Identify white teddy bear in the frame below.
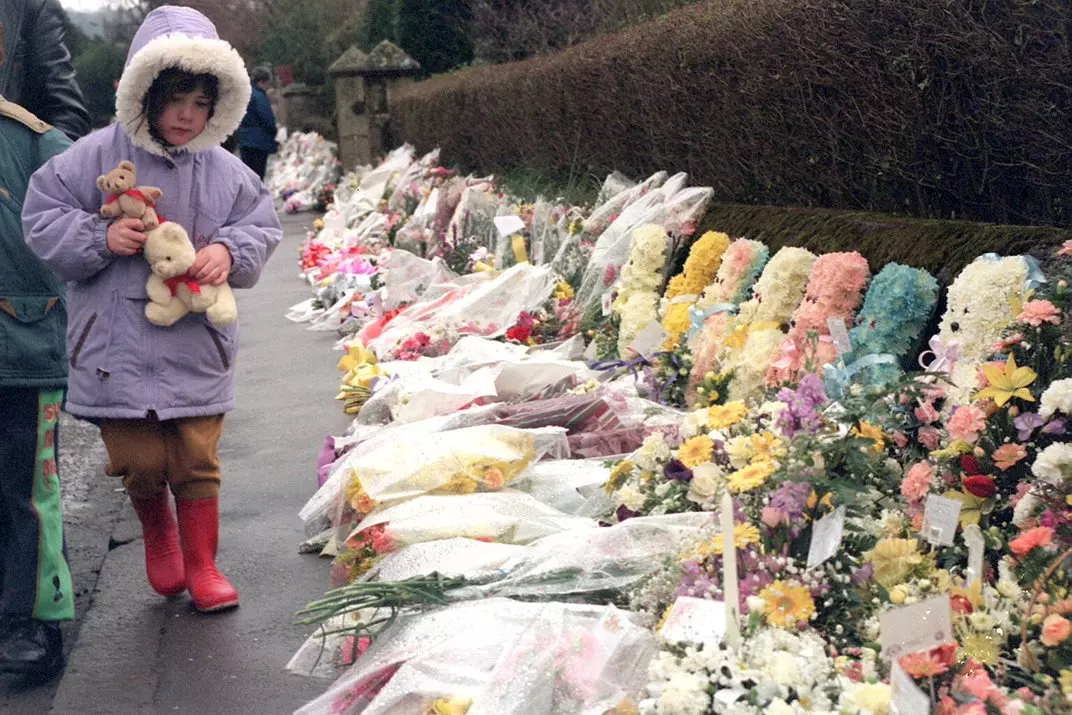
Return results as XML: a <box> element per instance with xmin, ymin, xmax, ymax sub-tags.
<box><xmin>930</xmin><ymin>255</ymin><xmax>1031</xmax><ymax>406</ymax></box>
<box><xmin>143</xmin><ymin>222</ymin><xmax>238</xmax><ymax>328</ymax></box>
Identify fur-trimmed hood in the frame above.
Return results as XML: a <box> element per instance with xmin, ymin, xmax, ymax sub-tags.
<box><xmin>116</xmin><ymin>6</ymin><xmax>250</xmax><ymax>157</ymax></box>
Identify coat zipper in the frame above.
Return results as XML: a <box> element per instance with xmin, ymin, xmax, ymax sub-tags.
<box><xmin>69</xmin><ymin>313</ymin><xmax>97</xmax><ymax>368</ymax></box>
<box><xmin>206</xmin><ymin>325</ymin><xmax>230</xmax><ymax>370</ymax></box>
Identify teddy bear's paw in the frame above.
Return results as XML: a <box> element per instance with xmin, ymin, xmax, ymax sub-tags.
<box><xmin>146</xmin><ymin>301</ymin><xmax>185</xmax><ymax>327</ymax></box>
<box><xmin>206</xmin><ymin>303</ymin><xmax>237</xmax><ymax>328</ymax></box>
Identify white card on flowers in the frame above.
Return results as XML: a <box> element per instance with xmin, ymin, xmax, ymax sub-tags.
<box><xmin>826</xmin><ymin>317</ymin><xmax>853</xmax><ymax>356</ymax></box>
<box><xmin>806</xmin><ymin>505</ymin><xmax>845</xmax><ymax>569</ymax></box>
<box><xmin>493</xmin><ymin>215</ymin><xmax>526</xmax><ymax>238</ymax></box>
<box><xmin>921</xmin><ymin>493</ymin><xmax>962</xmax><ymax>546</ymax></box>
<box><xmin>880</xmin><ymin>595</ymin><xmax>954</xmax><ymax>660</ymax></box>
<box><xmin>891</xmin><ymin>662</ymin><xmax>931</xmax><ymax>715</ymax></box>
<box><xmin>629</xmin><ymin>321</ymin><xmax>669</xmax><ymax>358</ymax></box>
<box><xmin>658</xmin><ymin>596</ymin><xmax>727</xmax><ymax>645</ymax></box>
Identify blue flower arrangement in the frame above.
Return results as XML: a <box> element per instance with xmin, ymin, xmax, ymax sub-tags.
<box><xmin>844</xmin><ymin>263</ymin><xmax>939</xmax><ymax>389</ymax></box>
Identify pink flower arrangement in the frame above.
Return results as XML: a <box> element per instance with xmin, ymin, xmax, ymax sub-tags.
<box><xmin>1017</xmin><ymin>299</ymin><xmax>1061</xmax><ymax>327</ymax></box>
<box><xmin>901</xmin><ymin>461</ymin><xmax>935</xmax><ymax>502</ymax></box>
<box><xmin>947</xmin><ymin>405</ymin><xmax>988</xmax><ymax>443</ymax></box>
<box><xmin>767</xmin><ymin>252</ymin><xmax>871</xmax><ymax>385</ymax></box>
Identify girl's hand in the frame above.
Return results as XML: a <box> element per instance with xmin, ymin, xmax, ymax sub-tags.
<box><xmin>191</xmin><ymin>243</ymin><xmax>233</xmax><ymax>286</ymax></box>
<box><xmin>106</xmin><ymin>217</ymin><xmax>147</xmax><ymax>255</ymax></box>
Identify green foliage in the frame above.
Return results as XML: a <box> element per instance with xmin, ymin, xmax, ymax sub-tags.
<box><xmin>73</xmin><ymin>41</ymin><xmax>127</xmax><ymax>127</ymax></box>
<box><xmin>397</xmin><ymin>0</ymin><xmax>474</xmax><ymax>75</ymax></box>
<box><xmin>360</xmin><ymin>0</ymin><xmax>400</xmax><ymax>50</ymax></box>
<box><xmin>258</xmin><ymin>3</ymin><xmax>331</xmax><ymax>85</ymax></box>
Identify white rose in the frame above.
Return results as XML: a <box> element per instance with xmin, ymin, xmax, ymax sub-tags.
<box><xmin>997</xmin><ymin>579</ymin><xmax>1021</xmax><ymax>600</ymax></box>
<box><xmin>687</xmin><ymin>462</ymin><xmax>722</xmax><ymax>504</ymax></box>
<box><xmin>767</xmin><ymin>651</ymin><xmax>800</xmax><ymax>687</ymax></box>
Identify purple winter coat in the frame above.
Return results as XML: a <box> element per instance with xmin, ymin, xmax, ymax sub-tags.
<box><xmin>22</xmin><ymin>6</ymin><xmax>280</xmax><ymax>420</ymax></box>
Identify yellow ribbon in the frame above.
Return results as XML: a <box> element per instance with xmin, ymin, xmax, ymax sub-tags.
<box><xmin>724</xmin><ymin>321</ymin><xmax>782</xmax><ymax>351</ymax></box>
<box><xmin>512</xmin><ymin>234</ymin><xmax>529</xmax><ymax>264</ymax></box>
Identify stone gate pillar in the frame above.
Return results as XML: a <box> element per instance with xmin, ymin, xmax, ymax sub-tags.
<box><xmin>330</xmin><ymin>40</ymin><xmax>421</xmax><ymax>169</ymax></box>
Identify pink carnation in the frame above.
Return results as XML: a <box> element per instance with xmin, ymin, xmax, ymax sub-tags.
<box><xmin>901</xmin><ymin>461</ymin><xmax>935</xmax><ymax>502</ymax></box>
<box><xmin>915</xmin><ymin>401</ymin><xmax>940</xmax><ymax>424</ymax></box>
<box><xmin>947</xmin><ymin>405</ymin><xmax>988</xmax><ymax>443</ymax></box>
<box><xmin>1017</xmin><ymin>299</ymin><xmax>1061</xmax><ymax>327</ymax></box>
<box><xmin>1009</xmin><ymin>526</ymin><xmax>1054</xmax><ymax>556</ymax></box>
<box><xmin>918</xmin><ymin>426</ymin><xmax>942</xmax><ymax>450</ymax></box>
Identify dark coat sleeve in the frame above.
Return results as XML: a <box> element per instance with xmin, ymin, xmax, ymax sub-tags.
<box><xmin>254</xmin><ymin>90</ymin><xmax>277</xmax><ymax>146</ymax></box>
<box><xmin>24</xmin><ymin>0</ymin><xmax>91</xmax><ymax>140</ymax></box>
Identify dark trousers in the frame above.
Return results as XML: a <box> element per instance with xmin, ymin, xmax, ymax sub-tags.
<box><xmin>240</xmin><ymin>147</ymin><xmax>269</xmax><ymax>180</ymax></box>
<box><xmin>0</xmin><ymin>388</ymin><xmax>74</xmax><ymax>621</ymax></box>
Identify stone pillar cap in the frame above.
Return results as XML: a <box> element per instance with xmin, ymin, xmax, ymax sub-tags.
<box><xmin>330</xmin><ymin>41</ymin><xmax>422</xmax><ymax>78</ymax></box>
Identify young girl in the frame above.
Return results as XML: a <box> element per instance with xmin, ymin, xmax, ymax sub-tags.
<box><xmin>22</xmin><ymin>6</ymin><xmax>281</xmax><ymax>613</ymax></box>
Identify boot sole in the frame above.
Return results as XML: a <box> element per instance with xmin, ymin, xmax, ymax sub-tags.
<box><xmin>194</xmin><ymin>599</ymin><xmax>239</xmax><ymax>614</ymax></box>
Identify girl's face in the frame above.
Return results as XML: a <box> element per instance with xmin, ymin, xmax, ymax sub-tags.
<box><xmin>156</xmin><ymin>87</ymin><xmax>212</xmax><ymax>147</ymax></box>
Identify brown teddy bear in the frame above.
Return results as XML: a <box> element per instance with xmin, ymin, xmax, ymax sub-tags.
<box><xmin>97</xmin><ymin>160</ymin><xmax>163</xmax><ymax>230</ymax></box>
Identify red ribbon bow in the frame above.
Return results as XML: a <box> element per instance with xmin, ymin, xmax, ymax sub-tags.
<box><xmin>163</xmin><ymin>273</ymin><xmax>202</xmax><ymax>297</ymax></box>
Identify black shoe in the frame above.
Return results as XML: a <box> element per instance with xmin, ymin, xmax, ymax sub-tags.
<box><xmin>0</xmin><ymin>618</ymin><xmax>64</xmax><ymax>680</ymax></box>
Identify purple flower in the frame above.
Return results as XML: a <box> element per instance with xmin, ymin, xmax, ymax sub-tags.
<box><xmin>851</xmin><ymin>563</ymin><xmax>874</xmax><ymax>585</ymax></box>
<box><xmin>1042</xmin><ymin>418</ymin><xmax>1067</xmax><ymax>436</ymax></box>
<box><xmin>1014</xmin><ymin>412</ymin><xmax>1045</xmax><ymax>441</ymax></box>
<box><xmin>664</xmin><ymin>459</ymin><xmax>693</xmax><ymax>483</ymax></box>
<box><xmin>776</xmin><ymin>373</ymin><xmax>829</xmax><ymax>438</ymax></box>
<box><xmin>616</xmin><ymin>504</ymin><xmax>639</xmax><ymax>523</ymax></box>
<box><xmin>768</xmin><ymin>481</ymin><xmax>813</xmax><ymax>520</ymax></box>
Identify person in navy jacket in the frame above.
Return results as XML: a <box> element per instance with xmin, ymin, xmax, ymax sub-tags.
<box><xmin>237</xmin><ymin>66</ymin><xmax>277</xmax><ymax>179</ymax></box>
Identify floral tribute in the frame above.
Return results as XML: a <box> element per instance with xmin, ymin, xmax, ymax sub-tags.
<box><xmin>717</xmin><ymin>247</ymin><xmax>817</xmax><ymax>403</ymax></box>
<box><xmin>685</xmin><ymin>238</ymin><xmax>769</xmax><ymax>406</ymax></box>
<box><xmin>659</xmin><ymin>231</ymin><xmax>732</xmax><ymax>349</ymax></box>
<box><xmin>766</xmin><ymin>251</ymin><xmax>871</xmax><ymax>387</ymax></box>
<box><xmin>613</xmin><ymin>224</ymin><xmax>673</xmax><ymax>358</ymax></box>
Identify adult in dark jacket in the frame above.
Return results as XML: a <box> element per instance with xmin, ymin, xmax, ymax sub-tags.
<box><xmin>0</xmin><ymin>98</ymin><xmax>73</xmax><ymax>680</ymax></box>
<box><xmin>0</xmin><ymin>0</ymin><xmax>90</xmax><ymax>140</ymax></box>
<box><xmin>238</xmin><ymin>65</ymin><xmax>276</xmax><ymax>179</ymax></box>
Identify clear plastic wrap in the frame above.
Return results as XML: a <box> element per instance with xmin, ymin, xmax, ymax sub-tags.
<box><xmin>380</xmin><ymin>250</ymin><xmax>458</xmax><ymax>310</ymax></box>
<box><xmin>509</xmin><ymin>458</ymin><xmax>612</xmax><ymax>515</ymax></box>
<box><xmin>365</xmin><ymin>263</ymin><xmax>557</xmax><ymax>359</ymax></box>
<box><xmin>581</xmin><ymin>170</ymin><xmax>667</xmax><ymax>239</ymax></box>
<box><xmin>475</xmin><ymin>512</ymin><xmax>713</xmax><ymax>598</ymax></box>
<box><xmin>596</xmin><ymin>170</ymin><xmax>637</xmax><ymax>207</ymax></box>
<box><xmin>340</xmin><ymin>145</ymin><xmax>415</xmax><ymax>227</ymax></box>
<box><xmin>294</xmin><ymin>599</ymin><xmax>655</xmax><ymax>715</ymax></box>
<box><xmin>364</xmin><ymin>538</ymin><xmax>524</xmax><ymax>583</ymax></box>
<box><xmin>392</xmin><ymin>187</ymin><xmax>440</xmax><ymax>257</ymax></box>
<box><xmin>345</xmin><ymin>425</ymin><xmax>570</xmax><ymax>506</ymax></box>
<box><xmin>351</xmin><ymin>491</ymin><xmax>597</xmax><ymax>547</ymax></box>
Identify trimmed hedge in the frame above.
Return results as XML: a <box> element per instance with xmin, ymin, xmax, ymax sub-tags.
<box><xmin>392</xmin><ymin>0</ymin><xmax>1072</xmax><ymax>228</ymax></box>
<box><xmin>699</xmin><ymin>204</ymin><xmax>1072</xmax><ymax>287</ymax></box>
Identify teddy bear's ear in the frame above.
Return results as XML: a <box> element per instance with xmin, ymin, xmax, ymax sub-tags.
<box><xmin>119</xmin><ymin>160</ymin><xmax>136</xmax><ymax>173</ymax></box>
<box><xmin>96</xmin><ymin>176</ymin><xmax>108</xmax><ymax>191</ymax></box>
<box><xmin>142</xmin><ymin>186</ymin><xmax>163</xmax><ymax>202</ymax></box>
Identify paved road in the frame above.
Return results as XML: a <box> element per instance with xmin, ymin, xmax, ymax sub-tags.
<box><xmin>3</xmin><ymin>212</ymin><xmax>351</xmax><ymax>714</ymax></box>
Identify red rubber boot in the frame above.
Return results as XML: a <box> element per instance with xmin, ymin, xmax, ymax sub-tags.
<box><xmin>129</xmin><ymin>492</ymin><xmax>186</xmax><ymax>597</ymax></box>
<box><xmin>175</xmin><ymin>497</ymin><xmax>239</xmax><ymax>613</ymax></box>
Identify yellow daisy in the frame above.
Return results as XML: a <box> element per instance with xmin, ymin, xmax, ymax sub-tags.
<box><xmin>727</xmin><ymin>459</ymin><xmax>774</xmax><ymax>493</ymax></box>
<box><xmin>688</xmin><ymin>522</ymin><xmax>762</xmax><ymax>559</ymax></box>
<box><xmin>758</xmin><ymin>580</ymin><xmax>816</xmax><ymax>629</ymax></box>
<box><xmin>974</xmin><ymin>354</ymin><xmax>1037</xmax><ymax>407</ymax></box>
<box><xmin>853</xmin><ymin>420</ymin><xmax>886</xmax><ymax>452</ymax></box>
<box><xmin>604</xmin><ymin>459</ymin><xmax>635</xmax><ymax>494</ymax></box>
<box><xmin>678</xmin><ymin>435</ymin><xmax>715</xmax><ymax>469</ymax></box>
<box><xmin>707</xmin><ymin>401</ymin><xmax>749</xmax><ymax>429</ymax></box>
